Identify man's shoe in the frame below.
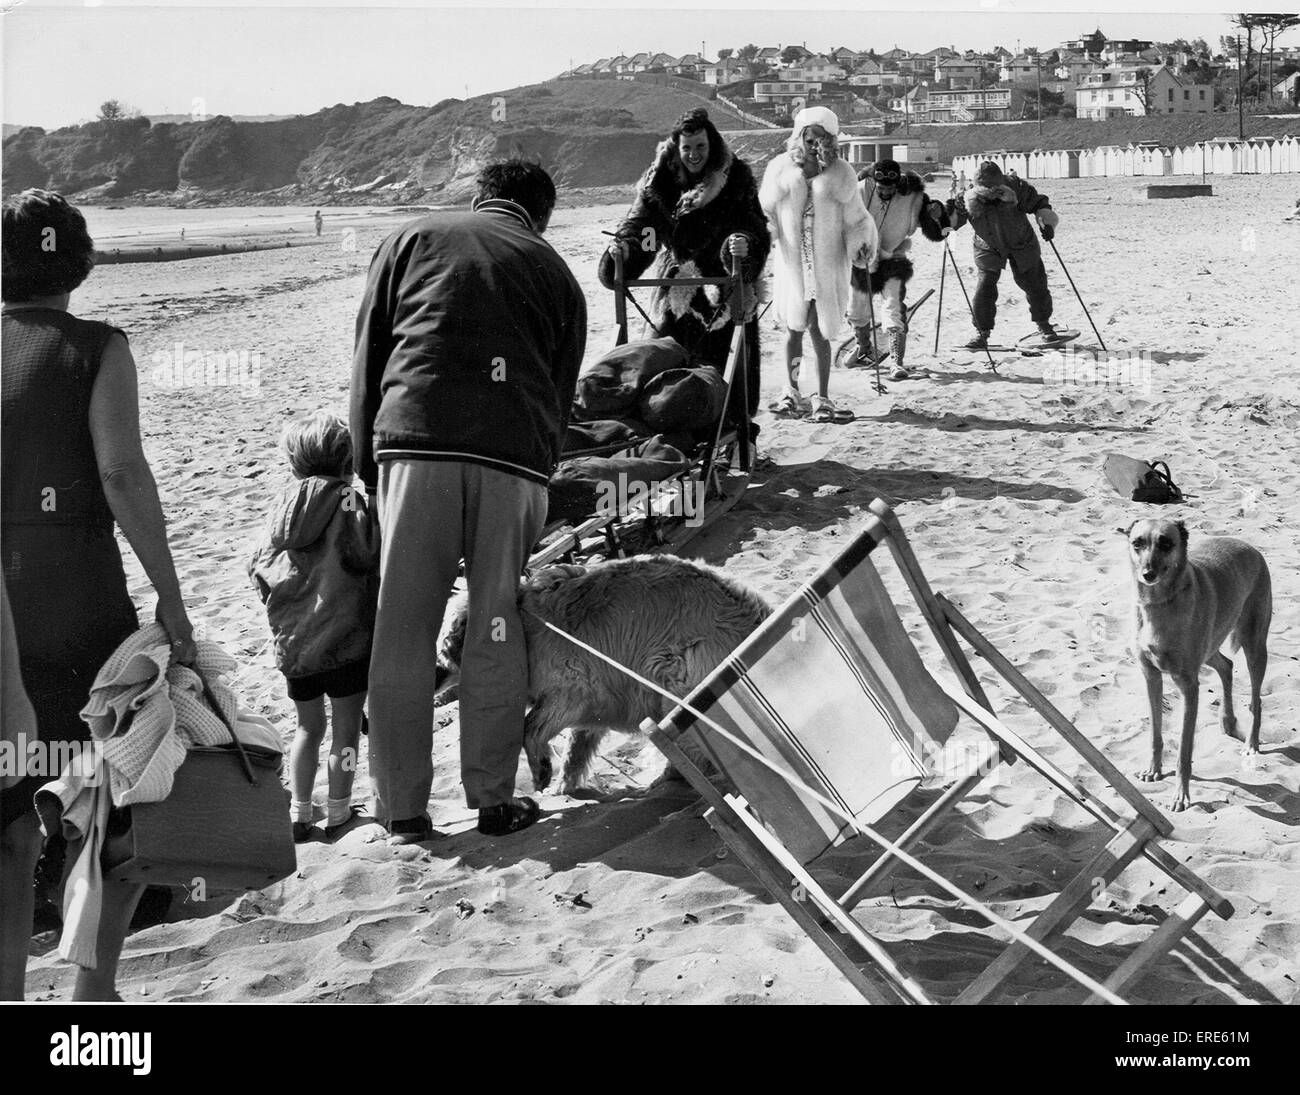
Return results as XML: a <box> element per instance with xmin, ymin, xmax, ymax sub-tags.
<box><xmin>387</xmin><ymin>815</ymin><xmax>435</xmax><ymax>846</ymax></box>
<box><xmin>963</xmin><ymin>332</ymin><xmax>990</xmax><ymax>351</ymax></box>
<box><xmin>292</xmin><ymin>821</ymin><xmax>315</xmax><ymax>843</ymax></box>
<box><xmin>477</xmin><ymin>797</ymin><xmax>540</xmax><ymax>837</ymax></box>
<box><xmin>1036</xmin><ymin>322</ymin><xmax>1062</xmax><ymax>343</ymax></box>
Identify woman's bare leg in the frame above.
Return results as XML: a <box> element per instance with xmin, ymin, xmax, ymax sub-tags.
<box><xmin>72</xmin><ymin>879</ymin><xmax>145</xmax><ymax>1001</ymax></box>
<box><xmin>0</xmin><ymin>812</ymin><xmax>43</xmax><ymax>999</ymax></box>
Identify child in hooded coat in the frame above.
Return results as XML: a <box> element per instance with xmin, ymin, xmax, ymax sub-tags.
<box><xmin>249</xmin><ymin>412</ymin><xmax>379</xmax><ymax>841</ymax></box>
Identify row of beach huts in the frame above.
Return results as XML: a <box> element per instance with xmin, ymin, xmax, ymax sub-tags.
<box><xmin>951</xmin><ymin>136</ymin><xmax>1300</xmax><ymax>179</ymax></box>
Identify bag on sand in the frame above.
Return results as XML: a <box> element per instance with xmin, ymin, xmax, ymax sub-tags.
<box><xmin>1103</xmin><ymin>454</ymin><xmax>1183</xmax><ymax>504</ymax></box>
<box><xmin>103</xmin><ymin>675</ymin><xmax>295</xmax><ymax>892</ymax></box>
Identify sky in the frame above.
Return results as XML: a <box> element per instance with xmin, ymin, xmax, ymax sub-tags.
<box><xmin>2</xmin><ymin>1</ymin><xmax>1295</xmax><ymax>129</ymax></box>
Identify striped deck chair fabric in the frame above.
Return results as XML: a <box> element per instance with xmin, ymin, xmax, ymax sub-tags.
<box><xmin>664</xmin><ymin>528</ymin><xmax>962</xmax><ymax>863</ymax></box>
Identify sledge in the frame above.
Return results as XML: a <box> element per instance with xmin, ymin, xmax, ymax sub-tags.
<box><xmin>528</xmin><ymin>249</ymin><xmax>754</xmax><ymax>570</ymax></box>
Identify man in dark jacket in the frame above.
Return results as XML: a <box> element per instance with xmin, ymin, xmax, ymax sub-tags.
<box><xmin>947</xmin><ymin>161</ymin><xmax>1062</xmax><ymax>349</ymax></box>
<box><xmin>351</xmin><ymin>160</ymin><xmax>587</xmax><ymax>843</ymax></box>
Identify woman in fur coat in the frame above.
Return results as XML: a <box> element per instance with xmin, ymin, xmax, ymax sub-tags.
<box><xmin>760</xmin><ymin>107</ymin><xmax>877</xmax><ymax>423</ymax></box>
<box><xmin>598</xmin><ymin>108</ymin><xmax>769</xmax><ymax>419</ymax></box>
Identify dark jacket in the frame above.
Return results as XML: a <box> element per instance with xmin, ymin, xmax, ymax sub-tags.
<box><xmin>948</xmin><ymin>176</ymin><xmax>1052</xmax><ymax>269</ymax></box>
<box><xmin>248</xmin><ymin>476</ymin><xmax>379</xmax><ymax>679</ymax></box>
<box><xmin>351</xmin><ymin>201</ymin><xmax>587</xmax><ymax>489</ymax></box>
<box><xmin>597</xmin><ymin>139</ymin><xmax>769</xmax><ymax>369</ymax></box>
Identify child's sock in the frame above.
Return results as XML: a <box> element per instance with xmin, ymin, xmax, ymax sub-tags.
<box><xmin>291</xmin><ymin>799</ymin><xmax>313</xmax><ymax>825</ymax></box>
<box><xmin>326</xmin><ymin>797</ymin><xmax>353</xmax><ymax>827</ymax></box>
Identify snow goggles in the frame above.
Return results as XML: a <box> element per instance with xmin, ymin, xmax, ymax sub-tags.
<box><xmin>872</xmin><ymin>168</ymin><xmax>901</xmax><ymax>183</ymax></box>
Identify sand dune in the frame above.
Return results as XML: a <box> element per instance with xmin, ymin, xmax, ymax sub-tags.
<box><xmin>23</xmin><ymin>174</ymin><xmax>1300</xmax><ymax>1004</ymax></box>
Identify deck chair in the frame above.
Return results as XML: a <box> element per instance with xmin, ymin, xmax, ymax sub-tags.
<box><xmin>529</xmin><ymin>250</ymin><xmax>754</xmax><ymax>569</ymax></box>
<box><xmin>623</xmin><ymin>499</ymin><xmax>1235</xmax><ymax>1005</ymax></box>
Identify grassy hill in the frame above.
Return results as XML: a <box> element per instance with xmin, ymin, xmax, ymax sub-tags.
<box><xmin>1</xmin><ymin>78</ymin><xmax>753</xmax><ymax>203</ymax></box>
<box><xmin>5</xmin><ymin>76</ymin><xmax>1295</xmax><ymax>205</ymax></box>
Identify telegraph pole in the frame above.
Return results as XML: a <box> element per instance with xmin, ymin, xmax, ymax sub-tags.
<box><xmin>1236</xmin><ymin>34</ymin><xmax>1245</xmax><ymax>140</ymax></box>
<box><xmin>1036</xmin><ymin>54</ymin><xmax>1043</xmax><ymax>136</ymax></box>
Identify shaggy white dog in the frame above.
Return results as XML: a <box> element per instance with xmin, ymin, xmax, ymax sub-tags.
<box><xmin>438</xmin><ymin>554</ymin><xmax>770</xmax><ymax>793</ymax></box>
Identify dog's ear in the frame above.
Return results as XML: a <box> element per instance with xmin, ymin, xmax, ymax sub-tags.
<box><xmin>1175</xmin><ymin>520</ymin><xmax>1188</xmax><ymax>546</ymax></box>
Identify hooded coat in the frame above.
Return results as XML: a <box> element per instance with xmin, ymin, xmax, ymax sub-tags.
<box><xmin>949</xmin><ymin>176</ymin><xmax>1052</xmax><ymax>271</ymax></box>
<box><xmin>248</xmin><ymin>476</ymin><xmax>380</xmax><ymax>680</ymax></box>
<box><xmin>760</xmin><ymin>153</ymin><xmax>877</xmax><ymax>336</ymax></box>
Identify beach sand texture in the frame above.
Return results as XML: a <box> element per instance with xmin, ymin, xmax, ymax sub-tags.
<box><xmin>24</xmin><ymin>175</ymin><xmax>1300</xmax><ymax>1004</ymax></box>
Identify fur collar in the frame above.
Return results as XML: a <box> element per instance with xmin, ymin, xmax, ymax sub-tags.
<box><xmin>643</xmin><ymin>138</ymin><xmax>735</xmax><ymax>217</ymax></box>
<box><xmin>763</xmin><ymin>152</ymin><xmax>858</xmax><ymax>203</ymax></box>
<box><xmin>965</xmin><ymin>183</ymin><xmax>1018</xmax><ymax>217</ymax></box>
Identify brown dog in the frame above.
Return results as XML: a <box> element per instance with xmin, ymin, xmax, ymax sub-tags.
<box><xmin>1124</xmin><ymin>518</ymin><xmax>1272</xmax><ymax>811</ymax></box>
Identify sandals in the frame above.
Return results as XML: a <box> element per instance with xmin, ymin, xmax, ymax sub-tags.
<box><xmin>768</xmin><ymin>389</ymin><xmax>810</xmax><ymax>418</ymax></box>
<box><xmin>809</xmin><ymin>396</ymin><xmax>855</xmax><ymax>424</ymax></box>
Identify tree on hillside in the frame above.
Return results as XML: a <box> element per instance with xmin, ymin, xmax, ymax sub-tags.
<box><xmin>738</xmin><ymin>43</ymin><xmax>759</xmax><ymax>62</ymax></box>
<box><xmin>1255</xmin><ymin>14</ymin><xmax>1300</xmax><ymax>98</ymax></box>
<box><xmin>716</xmin><ymin>47</ymin><xmax>733</xmax><ymax>60</ymax></box>
<box><xmin>1130</xmin><ymin>67</ymin><xmax>1155</xmax><ymax>115</ymax></box>
<box><xmin>780</xmin><ymin>45</ymin><xmax>804</xmax><ymax>65</ymax></box>
<box><xmin>97</xmin><ymin>99</ymin><xmax>140</xmax><ymax>123</ymax></box>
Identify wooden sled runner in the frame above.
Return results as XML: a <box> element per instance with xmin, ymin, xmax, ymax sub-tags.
<box><xmin>619</xmin><ymin>500</ymin><xmax>1234</xmax><ymax>1004</ymax></box>
<box><xmin>529</xmin><ymin>250</ymin><xmax>754</xmax><ymax>569</ymax></box>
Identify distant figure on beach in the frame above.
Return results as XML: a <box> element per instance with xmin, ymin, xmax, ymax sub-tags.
<box><xmin>947</xmin><ymin>161</ymin><xmax>1062</xmax><ymax>349</ymax></box>
<box><xmin>351</xmin><ymin>160</ymin><xmax>586</xmax><ymax>845</ymax></box>
<box><xmin>179</xmin><ymin>227</ymin><xmax>185</xmax><ymax>241</ymax></box>
<box><xmin>248</xmin><ymin>412</ymin><xmax>378</xmax><ymax>844</ymax></box>
<box><xmin>848</xmin><ymin>158</ymin><xmax>951</xmax><ymax>380</ymax></box>
<box><xmin>598</xmin><ymin>107</ymin><xmax>769</xmax><ymax>419</ymax></box>
<box><xmin>1</xmin><ymin>189</ymin><xmax>196</xmax><ymax>1000</ymax></box>
<box><xmin>761</xmin><ymin>106</ymin><xmax>876</xmax><ymax>424</ymax></box>
<box><xmin>314</xmin><ymin>210</ymin><xmax>323</xmax><ymax>236</ymax></box>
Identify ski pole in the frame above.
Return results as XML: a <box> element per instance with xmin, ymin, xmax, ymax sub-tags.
<box><xmin>933</xmin><ymin>243</ymin><xmax>947</xmax><ymax>355</ymax></box>
<box><xmin>945</xmin><ymin>246</ymin><xmax>998</xmax><ymax>372</ymax></box>
<box><xmin>860</xmin><ymin>265</ymin><xmax>885</xmax><ymax>394</ymax></box>
<box><xmin>1047</xmin><ymin>237</ymin><xmax>1106</xmax><ymax>352</ymax></box>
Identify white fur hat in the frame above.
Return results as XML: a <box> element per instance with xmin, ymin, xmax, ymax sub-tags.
<box><xmin>792</xmin><ymin>105</ymin><xmax>840</xmax><ymax>136</ymax></box>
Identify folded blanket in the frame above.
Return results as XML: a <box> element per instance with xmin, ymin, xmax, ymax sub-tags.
<box><xmin>37</xmin><ymin>624</ymin><xmax>279</xmax><ymax>969</ymax></box>
<box><xmin>547</xmin><ymin>436</ymin><xmax>693</xmax><ymax>524</ymax></box>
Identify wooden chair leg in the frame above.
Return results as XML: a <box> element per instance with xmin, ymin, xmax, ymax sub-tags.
<box><xmin>1085</xmin><ymin>893</ymin><xmax>1210</xmax><ymax>1004</ymax></box>
<box><xmin>723</xmin><ymin>796</ymin><xmax>934</xmax><ymax>1005</ymax></box>
<box><xmin>840</xmin><ymin>761</ymin><xmax>993</xmax><ymax>913</ymax></box>
<box><xmin>703</xmin><ymin>808</ymin><xmax>906</xmax><ymax>1005</ymax></box>
<box><xmin>955</xmin><ymin>816</ymin><xmax>1157</xmax><ymax>1005</ymax></box>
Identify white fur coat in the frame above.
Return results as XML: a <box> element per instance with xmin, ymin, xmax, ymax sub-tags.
<box><xmin>759</xmin><ymin>154</ymin><xmax>878</xmax><ymax>335</ymax></box>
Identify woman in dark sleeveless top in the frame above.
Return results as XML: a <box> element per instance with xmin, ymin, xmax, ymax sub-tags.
<box><xmin>1</xmin><ymin>189</ymin><xmax>196</xmax><ymax>1000</ymax></box>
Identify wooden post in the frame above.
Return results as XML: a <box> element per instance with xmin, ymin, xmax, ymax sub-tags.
<box><xmin>612</xmin><ymin>244</ymin><xmax>628</xmax><ymax>342</ymax></box>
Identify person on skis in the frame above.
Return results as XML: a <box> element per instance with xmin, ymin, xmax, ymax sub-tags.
<box><xmin>946</xmin><ymin>160</ymin><xmax>1062</xmax><ymax>350</ymax></box>
<box><xmin>847</xmin><ymin>158</ymin><xmax>950</xmax><ymax>380</ymax></box>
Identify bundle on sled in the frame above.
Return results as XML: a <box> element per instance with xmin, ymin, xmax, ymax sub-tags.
<box><xmin>532</xmin><ymin>252</ymin><xmax>755</xmax><ymax>569</ymax></box>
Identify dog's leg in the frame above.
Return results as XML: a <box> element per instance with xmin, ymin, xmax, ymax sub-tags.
<box><xmin>1171</xmin><ymin>671</ymin><xmax>1199</xmax><ymax>812</ymax></box>
<box><xmin>560</xmin><ymin>726</ymin><xmax>608</xmax><ymax>794</ymax></box>
<box><xmin>1244</xmin><ymin>636</ymin><xmax>1266</xmax><ymax>755</ymax></box>
<box><xmin>1207</xmin><ymin>650</ymin><xmax>1241</xmax><ymax>742</ymax></box>
<box><xmin>1136</xmin><ymin>655</ymin><xmax>1165</xmax><ymax>783</ymax></box>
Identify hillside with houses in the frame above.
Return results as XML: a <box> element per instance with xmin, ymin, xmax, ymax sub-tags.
<box><xmin>560</xmin><ymin>28</ymin><xmax>1300</xmax><ymax>129</ymax></box>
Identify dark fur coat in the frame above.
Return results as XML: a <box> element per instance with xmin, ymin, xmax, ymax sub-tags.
<box><xmin>598</xmin><ymin>138</ymin><xmax>770</xmax><ymax>401</ymax></box>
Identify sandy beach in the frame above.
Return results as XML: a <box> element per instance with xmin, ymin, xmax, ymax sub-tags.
<box><xmin>22</xmin><ymin>174</ymin><xmax>1300</xmax><ymax>1005</ymax></box>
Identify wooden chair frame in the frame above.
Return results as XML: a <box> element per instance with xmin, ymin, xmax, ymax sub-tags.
<box><xmin>637</xmin><ymin>499</ymin><xmax>1233</xmax><ymax>1005</ymax></box>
